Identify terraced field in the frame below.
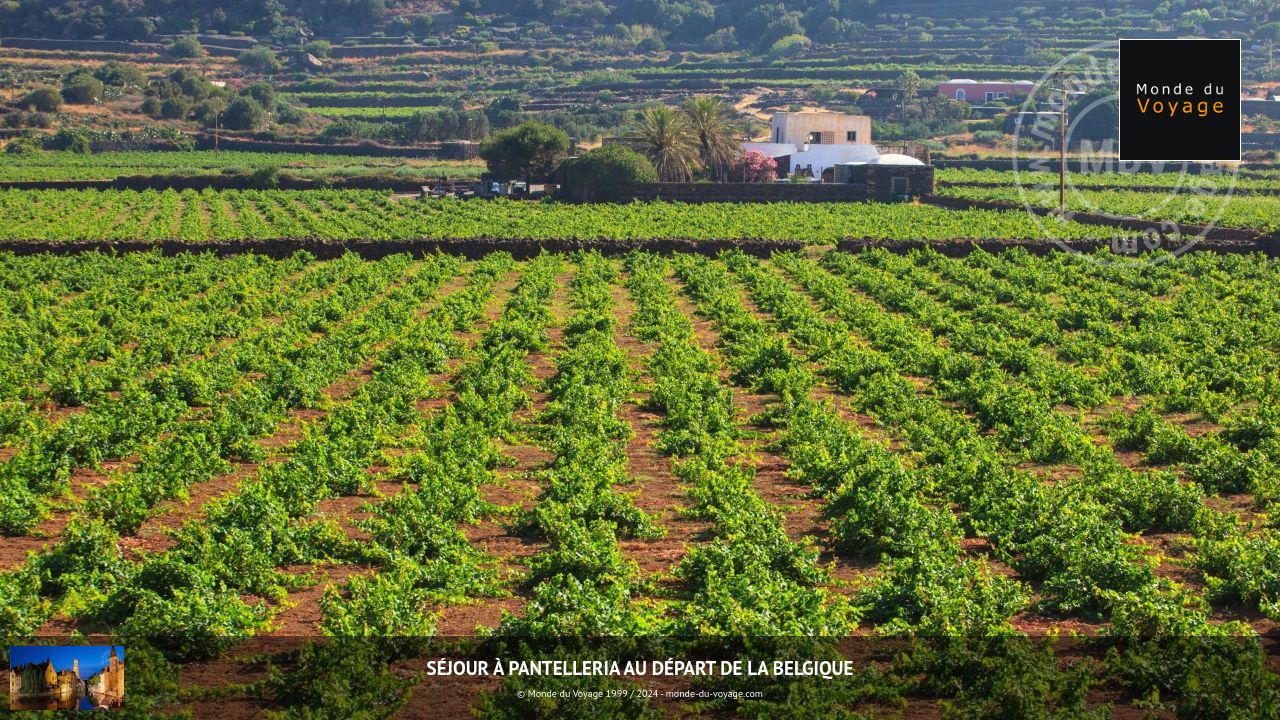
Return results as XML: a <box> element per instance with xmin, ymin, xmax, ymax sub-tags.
<box><xmin>3</xmin><ymin>247</ymin><xmax>1280</xmax><ymax>717</ymax></box>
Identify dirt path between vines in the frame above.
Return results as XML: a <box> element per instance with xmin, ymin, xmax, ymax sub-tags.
<box><xmin>611</xmin><ymin>274</ymin><xmax>712</xmax><ymax>599</ymax></box>
<box><xmin>430</xmin><ymin>269</ymin><xmax>573</xmax><ymax>637</ymax></box>
<box><xmin>686</xmin><ymin>273</ymin><xmax>873</xmax><ymax>592</ymax></box>
<box><xmin>258</xmin><ymin>270</ymin><xmax>514</xmax><ymax>642</ymax></box>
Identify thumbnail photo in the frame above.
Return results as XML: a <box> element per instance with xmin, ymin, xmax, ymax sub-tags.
<box><xmin>8</xmin><ymin>645</ymin><xmax>124</xmax><ymax>711</ymax></box>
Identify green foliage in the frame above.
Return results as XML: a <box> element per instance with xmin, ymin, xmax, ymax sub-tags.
<box><xmin>21</xmin><ymin>86</ymin><xmax>62</xmax><ymax>112</ymax></box>
<box><xmin>561</xmin><ymin>145</ymin><xmax>656</xmax><ymax>202</ymax></box>
<box><xmin>319</xmin><ymin>565</ymin><xmax>437</xmax><ymax>641</ymax></box>
<box><xmin>768</xmin><ymin>33</ymin><xmax>811</xmax><ymax>59</ymax></box>
<box><xmin>46</xmin><ymin>127</ymin><xmax>93</xmax><ymax>154</ymax></box>
<box><xmin>111</xmin><ymin>557</ymin><xmax>272</xmax><ymax>661</ymax></box>
<box><xmin>3</xmin><ymin>240</ymin><xmax>1280</xmax><ymax>716</ymax></box>
<box><xmin>94</xmin><ymin>61</ymin><xmax>147</xmax><ymax>87</ymax></box>
<box><xmin>238</xmin><ymin>46</ymin><xmax>283</xmax><ymax>72</ymax></box>
<box><xmin>1197</xmin><ymin>530</ymin><xmax>1280</xmax><ymax>619</ymax></box>
<box><xmin>263</xmin><ymin>641</ymin><xmax>416</xmax><ymax>720</ymax></box>
<box><xmin>223</xmin><ymin>97</ymin><xmax>268</xmax><ymax>131</ymax></box>
<box><xmin>61</xmin><ymin>74</ymin><xmax>104</xmax><ymax>104</ymax></box>
<box><xmin>167</xmin><ymin>36</ymin><xmax>205</xmax><ymax>58</ymax></box>
<box><xmin>479</xmin><ymin>120</ymin><xmax>570</xmax><ymax>182</ymax></box>
<box><xmin>159</xmin><ymin>96</ymin><xmax>192</xmax><ymax>119</ymax></box>
<box><xmin>303</xmin><ymin>40</ymin><xmax>333</xmax><ymax>57</ymax></box>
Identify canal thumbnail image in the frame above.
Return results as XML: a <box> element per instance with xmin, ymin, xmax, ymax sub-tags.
<box><xmin>9</xmin><ymin>645</ymin><xmax>124</xmax><ymax>711</ymax></box>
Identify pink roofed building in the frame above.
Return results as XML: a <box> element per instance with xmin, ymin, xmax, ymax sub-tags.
<box><xmin>937</xmin><ymin>79</ymin><xmax>1036</xmax><ymax>103</ymax></box>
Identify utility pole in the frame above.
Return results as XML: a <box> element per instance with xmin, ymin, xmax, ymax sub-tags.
<box><xmin>1060</xmin><ymin>89</ymin><xmax>1066</xmax><ymax>214</ymax></box>
<box><xmin>1050</xmin><ymin>71</ymin><xmax>1068</xmax><ymax>215</ymax></box>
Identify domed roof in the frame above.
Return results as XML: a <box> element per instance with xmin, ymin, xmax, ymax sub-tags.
<box><xmin>868</xmin><ymin>153</ymin><xmax>925</xmax><ymax>166</ymax></box>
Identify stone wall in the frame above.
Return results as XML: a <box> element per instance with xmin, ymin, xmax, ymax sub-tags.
<box><xmin>190</xmin><ymin>134</ymin><xmax>478</xmax><ymax>159</ymax></box>
<box><xmin>834</xmin><ymin>164</ymin><xmax>935</xmax><ymax>198</ymax></box>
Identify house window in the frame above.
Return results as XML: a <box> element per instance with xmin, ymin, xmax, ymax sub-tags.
<box><xmin>891</xmin><ymin>177</ymin><xmax>909</xmax><ymax>194</ymax></box>
<box><xmin>985</xmin><ymin>91</ymin><xmax>995</xmax><ymax>101</ymax></box>
<box><xmin>955</xmin><ymin>88</ymin><xmax>966</xmax><ymax>101</ymax></box>
<box><xmin>846</xmin><ymin>131</ymin><xmax>857</xmax><ymax>142</ymax></box>
<box><xmin>807</xmin><ymin>131</ymin><xmax>822</xmax><ymax>144</ymax></box>
<box><xmin>774</xmin><ymin>127</ymin><xmax>780</xmax><ymax>142</ymax></box>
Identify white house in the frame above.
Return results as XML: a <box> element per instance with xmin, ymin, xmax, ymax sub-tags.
<box><xmin>743</xmin><ymin>111</ymin><xmax>879</xmax><ymax>181</ymax></box>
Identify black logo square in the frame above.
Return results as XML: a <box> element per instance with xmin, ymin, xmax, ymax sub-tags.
<box><xmin>1119</xmin><ymin>38</ymin><xmax>1240</xmax><ymax>161</ymax></box>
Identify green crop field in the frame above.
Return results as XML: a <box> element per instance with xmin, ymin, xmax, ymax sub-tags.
<box><xmin>938</xmin><ymin>183</ymin><xmax>1280</xmax><ymax>232</ymax></box>
<box><xmin>0</xmin><ymin>151</ymin><xmax>483</xmax><ymax>182</ymax></box>
<box><xmin>2</xmin><ymin>247</ymin><xmax>1280</xmax><ymax>716</ymax></box>
<box><xmin>0</xmin><ymin>190</ymin><xmax>1124</xmax><ymax>242</ymax></box>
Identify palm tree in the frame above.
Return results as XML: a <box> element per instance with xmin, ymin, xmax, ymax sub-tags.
<box><xmin>895</xmin><ymin>70</ymin><xmax>921</xmax><ymax>119</ymax></box>
<box><xmin>680</xmin><ymin>95</ymin><xmax>742</xmax><ymax>181</ymax></box>
<box><xmin>624</xmin><ymin>106</ymin><xmax>701</xmax><ymax>183</ymax></box>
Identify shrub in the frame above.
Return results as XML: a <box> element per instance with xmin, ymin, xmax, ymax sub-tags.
<box><xmin>61</xmin><ymin>75</ymin><xmax>104</xmax><ymax>104</ymax></box>
<box><xmin>249</xmin><ymin>165</ymin><xmax>281</xmax><ymax>188</ymax></box>
<box><xmin>3</xmin><ymin>111</ymin><xmax>51</xmax><ymax>129</ymax></box>
<box><xmin>22</xmin><ymin>86</ymin><xmax>62</xmax><ymax>112</ymax></box>
<box><xmin>94</xmin><ymin>61</ymin><xmax>147</xmax><ymax>88</ymax></box>
<box><xmin>167</xmin><ymin>36</ymin><xmax>204</xmax><ymax>58</ymax></box>
<box><xmin>768</xmin><ymin>33</ymin><xmax>811</xmax><ymax>59</ymax></box>
<box><xmin>223</xmin><ymin>97</ymin><xmax>267</xmax><ymax>131</ymax></box>
<box><xmin>561</xmin><ymin>145</ymin><xmax>656</xmax><ymax>202</ymax></box>
<box><xmin>302</xmin><ymin>40</ymin><xmax>332</xmax><ymax>57</ymax></box>
<box><xmin>240</xmin><ymin>81</ymin><xmax>276</xmax><ymax>110</ymax></box>
<box><xmin>159</xmin><ymin>96</ymin><xmax>191</xmax><ymax>119</ymax></box>
<box><xmin>46</xmin><ymin>127</ymin><xmax>92</xmax><ymax>154</ymax></box>
<box><xmin>238</xmin><ymin>46</ymin><xmax>282</xmax><ymax>72</ymax></box>
<box><xmin>637</xmin><ymin>36</ymin><xmax>664</xmax><ymax>52</ymax></box>
<box><xmin>193</xmin><ymin>98</ymin><xmax>227</xmax><ymax>126</ymax></box>
<box><xmin>4</xmin><ymin>137</ymin><xmax>43</xmax><ymax>154</ymax></box>
<box><xmin>276</xmin><ymin>105</ymin><xmax>306</xmax><ymax>124</ymax></box>
<box><xmin>734</xmin><ymin>150</ymin><xmax>777</xmax><ymax>182</ymax></box>
<box><xmin>479</xmin><ymin>120</ymin><xmax>569</xmax><ymax>182</ymax></box>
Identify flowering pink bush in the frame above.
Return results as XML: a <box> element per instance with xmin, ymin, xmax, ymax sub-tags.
<box><xmin>736</xmin><ymin>151</ymin><xmax>777</xmax><ymax>182</ymax></box>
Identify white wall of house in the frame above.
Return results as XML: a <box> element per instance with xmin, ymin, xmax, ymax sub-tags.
<box><xmin>743</xmin><ymin>142</ymin><xmax>880</xmax><ymax>179</ymax></box>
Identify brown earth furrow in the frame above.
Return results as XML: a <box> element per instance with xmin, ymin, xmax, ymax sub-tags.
<box><xmin>0</xmin><ymin>458</ymin><xmax>139</xmax><ymax>569</ymax></box>
<box><xmin>113</xmin><ymin>269</ymin><xmax>474</xmax><ymax>559</ymax></box>
<box><xmin>29</xmin><ymin>265</ymin><xmax>243</xmax><ymax>389</ymax></box>
<box><xmin>675</xmin><ymin>273</ymin><xmax>869</xmax><ymax>591</ymax></box>
<box><xmin>432</xmin><ymin>270</ymin><xmax>572</xmax><ymax>637</ymax></box>
<box><xmin>611</xmin><ymin>278</ymin><xmax>712</xmax><ymax>588</ymax></box>
<box><xmin>783</xmin><ymin>265</ymin><xmax>1268</xmax><ymax>633</ymax></box>
<box><xmin>758</xmin><ymin>261</ymin><xmax>1112</xmax><ymax>633</ymax></box>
